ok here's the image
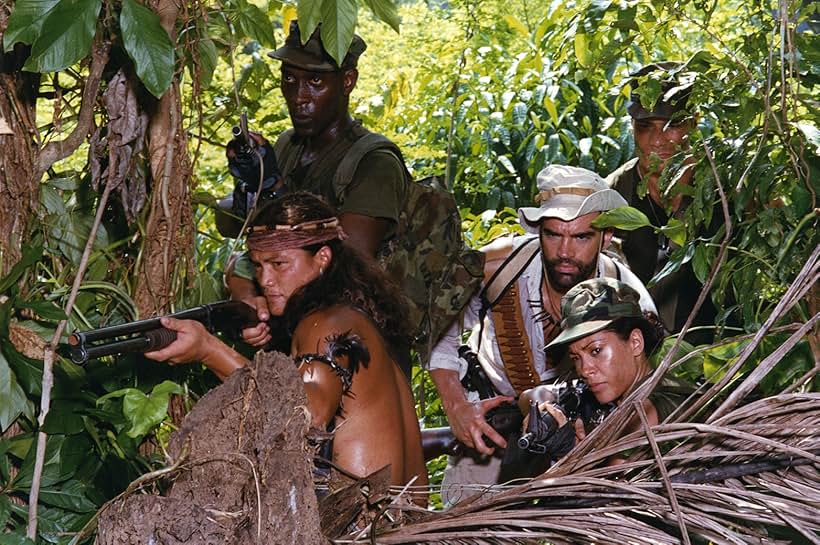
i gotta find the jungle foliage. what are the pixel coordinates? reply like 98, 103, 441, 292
0, 0, 817, 541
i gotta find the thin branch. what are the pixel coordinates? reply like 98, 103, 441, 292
27, 163, 118, 539
634, 400, 691, 545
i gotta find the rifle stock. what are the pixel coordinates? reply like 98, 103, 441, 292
68, 300, 259, 365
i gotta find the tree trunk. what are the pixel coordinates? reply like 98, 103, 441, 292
0, 5, 40, 276
133, 0, 195, 316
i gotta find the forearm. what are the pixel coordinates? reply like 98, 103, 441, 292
430, 368, 469, 414
201, 335, 250, 381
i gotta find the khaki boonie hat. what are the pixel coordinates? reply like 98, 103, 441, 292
518, 165, 627, 233
545, 278, 643, 351
268, 20, 366, 72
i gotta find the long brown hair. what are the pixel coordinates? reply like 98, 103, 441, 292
249, 192, 412, 352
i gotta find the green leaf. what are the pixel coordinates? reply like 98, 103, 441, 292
659, 218, 686, 246
320, 0, 358, 67
0, 352, 30, 433
591, 206, 651, 231
98, 380, 183, 438
692, 243, 710, 283
0, 531, 36, 545
2, 0, 60, 50
15, 300, 67, 322
296, 0, 322, 43
195, 37, 218, 88
574, 31, 591, 68
361, 0, 400, 33
42, 402, 85, 435
38, 478, 98, 512
12, 435, 66, 490
236, 0, 276, 48
0, 238, 44, 294
120, 0, 174, 98
23, 0, 102, 73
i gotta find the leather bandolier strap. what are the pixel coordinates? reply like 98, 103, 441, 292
490, 286, 561, 394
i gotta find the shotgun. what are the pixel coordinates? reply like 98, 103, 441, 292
68, 300, 259, 365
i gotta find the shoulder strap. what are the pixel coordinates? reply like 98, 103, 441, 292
332, 132, 409, 199
481, 236, 540, 308
600, 252, 622, 281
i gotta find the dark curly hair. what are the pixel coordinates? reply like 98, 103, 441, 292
249, 192, 413, 354
606, 311, 667, 357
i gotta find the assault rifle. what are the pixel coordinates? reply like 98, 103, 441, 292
67, 300, 259, 365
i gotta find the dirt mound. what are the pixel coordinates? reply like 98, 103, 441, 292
96, 351, 326, 544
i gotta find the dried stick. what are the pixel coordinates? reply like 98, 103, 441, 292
634, 400, 691, 545
27, 170, 118, 539
709, 312, 820, 421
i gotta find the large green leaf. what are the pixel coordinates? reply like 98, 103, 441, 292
361, 0, 400, 33
591, 206, 651, 231
0, 532, 36, 545
0, 352, 30, 433
11, 435, 66, 490
120, 0, 174, 98
320, 0, 358, 67
296, 0, 323, 43
38, 478, 98, 512
97, 380, 183, 438
23, 0, 102, 73
236, 0, 276, 48
2, 0, 60, 50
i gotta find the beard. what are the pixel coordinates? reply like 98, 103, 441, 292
544, 256, 598, 293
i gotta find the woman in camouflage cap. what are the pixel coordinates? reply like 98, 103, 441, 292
545, 278, 693, 435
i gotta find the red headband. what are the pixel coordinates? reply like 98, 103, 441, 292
246, 217, 347, 252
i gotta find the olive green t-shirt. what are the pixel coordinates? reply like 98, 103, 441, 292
232, 148, 408, 280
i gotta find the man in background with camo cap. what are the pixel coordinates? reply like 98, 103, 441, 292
428, 164, 657, 505
607, 62, 718, 343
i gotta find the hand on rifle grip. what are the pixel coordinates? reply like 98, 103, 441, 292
239, 295, 272, 348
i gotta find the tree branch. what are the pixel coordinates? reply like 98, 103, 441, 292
35, 39, 111, 177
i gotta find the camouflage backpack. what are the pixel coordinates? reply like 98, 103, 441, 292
333, 133, 485, 364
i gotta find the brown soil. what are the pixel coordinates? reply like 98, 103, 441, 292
96, 351, 327, 545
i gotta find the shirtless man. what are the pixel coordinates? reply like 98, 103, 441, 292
145, 192, 426, 493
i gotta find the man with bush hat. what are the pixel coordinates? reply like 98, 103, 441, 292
218, 20, 410, 355
428, 164, 657, 504
607, 61, 717, 342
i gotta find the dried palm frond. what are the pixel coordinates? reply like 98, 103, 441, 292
361, 393, 819, 545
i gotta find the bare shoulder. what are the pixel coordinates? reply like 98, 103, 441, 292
292, 306, 374, 351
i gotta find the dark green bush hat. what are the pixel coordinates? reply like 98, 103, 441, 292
545, 278, 644, 351
627, 61, 695, 120
268, 20, 367, 72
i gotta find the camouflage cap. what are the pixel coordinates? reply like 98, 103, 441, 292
545, 278, 644, 351
518, 165, 627, 233
268, 20, 367, 72
627, 61, 695, 120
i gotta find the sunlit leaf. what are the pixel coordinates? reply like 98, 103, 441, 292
236, 0, 276, 48
659, 218, 686, 246
120, 0, 174, 98
592, 206, 651, 231
362, 0, 400, 33
23, 0, 101, 73
97, 380, 183, 438
574, 31, 591, 68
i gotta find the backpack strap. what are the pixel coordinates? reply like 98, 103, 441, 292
481, 236, 541, 308
475, 236, 544, 395
600, 252, 622, 281
332, 133, 410, 201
